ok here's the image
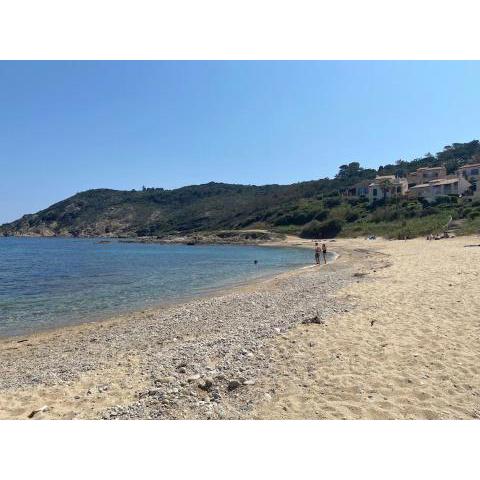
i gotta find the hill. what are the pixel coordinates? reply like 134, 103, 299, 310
2, 140, 480, 239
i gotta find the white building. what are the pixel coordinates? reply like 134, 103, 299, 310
407, 166, 447, 186
368, 176, 409, 203
457, 163, 480, 196
408, 176, 471, 201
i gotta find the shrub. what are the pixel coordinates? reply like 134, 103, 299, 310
433, 196, 452, 206
274, 211, 316, 226
345, 211, 359, 222
299, 219, 343, 239
314, 210, 328, 221
324, 197, 341, 209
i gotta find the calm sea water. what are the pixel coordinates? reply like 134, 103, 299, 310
0, 237, 317, 337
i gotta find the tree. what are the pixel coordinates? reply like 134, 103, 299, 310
377, 178, 394, 201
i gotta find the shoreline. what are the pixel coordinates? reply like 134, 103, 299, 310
0, 238, 332, 342
0, 238, 348, 419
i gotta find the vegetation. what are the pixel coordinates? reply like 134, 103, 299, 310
2, 140, 480, 239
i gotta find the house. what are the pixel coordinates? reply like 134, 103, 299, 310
343, 180, 371, 198
457, 162, 480, 195
407, 166, 447, 186
368, 176, 409, 203
408, 176, 471, 201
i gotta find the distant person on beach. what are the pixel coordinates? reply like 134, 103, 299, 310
314, 242, 321, 265
321, 243, 327, 264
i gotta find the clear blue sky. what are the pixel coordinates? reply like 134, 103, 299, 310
1, 61, 480, 224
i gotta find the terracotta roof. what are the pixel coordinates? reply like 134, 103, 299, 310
417, 166, 446, 171
428, 178, 460, 186
458, 163, 480, 170
374, 175, 396, 180
409, 183, 431, 190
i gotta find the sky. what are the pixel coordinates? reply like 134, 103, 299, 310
1, 60, 480, 224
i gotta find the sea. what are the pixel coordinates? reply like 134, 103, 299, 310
0, 237, 321, 337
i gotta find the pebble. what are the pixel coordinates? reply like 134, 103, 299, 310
228, 380, 241, 391
154, 376, 175, 386
199, 378, 214, 391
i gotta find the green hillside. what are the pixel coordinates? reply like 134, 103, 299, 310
2, 140, 480, 239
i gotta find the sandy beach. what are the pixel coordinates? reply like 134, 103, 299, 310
1, 235, 479, 420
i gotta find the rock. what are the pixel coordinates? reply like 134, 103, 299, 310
187, 374, 201, 382
178, 367, 187, 374
198, 378, 214, 391
227, 380, 241, 391
28, 405, 49, 418
302, 315, 325, 325
243, 379, 255, 386
154, 376, 175, 386
264, 393, 272, 401
274, 328, 281, 334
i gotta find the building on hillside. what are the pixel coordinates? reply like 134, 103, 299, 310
342, 180, 371, 198
407, 166, 447, 186
368, 176, 409, 203
457, 162, 480, 195
408, 176, 471, 201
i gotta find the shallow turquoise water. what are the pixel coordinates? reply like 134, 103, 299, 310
0, 237, 316, 337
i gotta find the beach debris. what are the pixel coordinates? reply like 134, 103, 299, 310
17, 339, 28, 343
302, 315, 325, 325
264, 393, 272, 402
243, 379, 256, 386
370, 320, 376, 327
353, 272, 367, 277
227, 380, 241, 391
28, 405, 49, 418
187, 374, 201, 382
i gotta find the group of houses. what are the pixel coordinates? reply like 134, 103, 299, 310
344, 163, 480, 203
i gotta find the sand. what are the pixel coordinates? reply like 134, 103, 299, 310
1, 235, 479, 419
251, 236, 480, 419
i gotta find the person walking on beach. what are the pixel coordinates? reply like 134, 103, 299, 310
314, 242, 321, 265
321, 242, 327, 264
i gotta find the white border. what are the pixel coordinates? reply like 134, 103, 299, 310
1, 0, 480, 59
1, 420, 478, 479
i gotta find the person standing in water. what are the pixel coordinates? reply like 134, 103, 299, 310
321, 242, 327, 264
314, 242, 321, 265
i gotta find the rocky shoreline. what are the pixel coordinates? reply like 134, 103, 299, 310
1, 230, 287, 246
0, 242, 374, 419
